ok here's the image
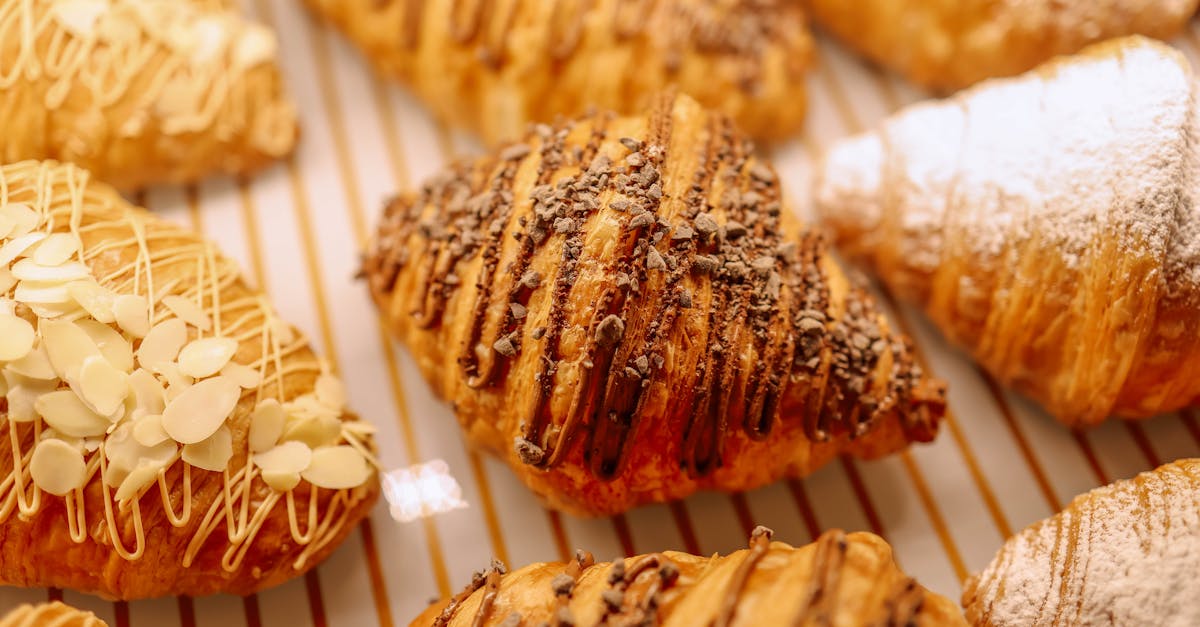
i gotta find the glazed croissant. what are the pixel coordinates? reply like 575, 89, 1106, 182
413, 527, 966, 626
805, 0, 1199, 91
0, 0, 299, 190
363, 92, 945, 516
303, 0, 812, 144
963, 458, 1200, 626
0, 602, 106, 627
816, 37, 1200, 426
0, 160, 379, 599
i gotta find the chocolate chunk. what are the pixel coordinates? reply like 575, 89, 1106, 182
634, 355, 650, 374
551, 573, 576, 596
509, 303, 528, 319
493, 335, 517, 356
629, 211, 654, 229
596, 315, 625, 346
553, 217, 575, 234
659, 561, 680, 584
520, 270, 542, 289
693, 254, 720, 274
500, 144, 531, 161
532, 327, 547, 340
677, 290, 693, 308
693, 212, 719, 236
601, 589, 624, 611
671, 224, 694, 240
619, 137, 643, 152
724, 220, 748, 240
626, 152, 644, 167
752, 256, 776, 274
647, 183, 663, 200
608, 559, 627, 583
647, 248, 666, 271
610, 199, 631, 212
514, 437, 545, 465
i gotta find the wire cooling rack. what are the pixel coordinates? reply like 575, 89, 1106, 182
3, 2, 1199, 626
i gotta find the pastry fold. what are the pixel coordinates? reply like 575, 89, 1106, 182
304, 0, 813, 144
963, 458, 1200, 626
413, 528, 966, 626
0, 161, 379, 599
816, 37, 1200, 425
0, 602, 106, 627
0, 0, 299, 189
364, 92, 945, 516
805, 0, 1199, 91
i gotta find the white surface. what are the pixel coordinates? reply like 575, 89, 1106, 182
3, 3, 1200, 625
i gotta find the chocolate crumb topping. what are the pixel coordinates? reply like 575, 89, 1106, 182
596, 315, 626, 346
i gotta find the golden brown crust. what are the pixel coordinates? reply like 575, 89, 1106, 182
363, 93, 944, 516
0, 161, 379, 599
304, 0, 812, 144
412, 528, 966, 626
0, 602, 107, 627
0, 0, 298, 190
805, 0, 1199, 91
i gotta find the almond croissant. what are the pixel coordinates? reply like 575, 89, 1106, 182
805, 0, 1199, 91
0, 160, 379, 599
0, 0, 299, 189
816, 36, 1200, 426
963, 458, 1200, 626
363, 92, 945, 516
303, 0, 812, 144
0, 602, 106, 627
413, 527, 966, 626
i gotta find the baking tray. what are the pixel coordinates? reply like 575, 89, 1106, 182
2, 2, 1199, 625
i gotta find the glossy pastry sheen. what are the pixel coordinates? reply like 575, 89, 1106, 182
964, 459, 1200, 626
0, 0, 299, 189
0, 602, 106, 627
413, 528, 966, 626
0, 161, 379, 599
363, 93, 945, 516
304, 0, 812, 144
816, 37, 1200, 426
805, 0, 1199, 91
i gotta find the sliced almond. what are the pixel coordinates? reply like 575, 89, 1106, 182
5, 375, 57, 422
248, 399, 285, 452
0, 267, 15, 293
161, 375, 240, 444
181, 426, 233, 472
135, 318, 187, 372
41, 319, 101, 381
127, 368, 165, 415
221, 362, 262, 389
177, 337, 238, 379
301, 445, 371, 490
281, 414, 342, 449
35, 389, 110, 437
68, 280, 117, 324
11, 259, 90, 283
0, 312, 35, 361
76, 355, 129, 417
253, 440, 312, 475
0, 232, 45, 267
162, 295, 212, 331
262, 470, 301, 492
159, 362, 194, 401
113, 462, 161, 503
314, 374, 347, 409
105, 422, 177, 479
132, 413, 170, 447
31, 233, 80, 266
113, 294, 150, 338
14, 281, 73, 305
30, 438, 87, 496
7, 341, 56, 380
0, 202, 38, 237
76, 319, 134, 373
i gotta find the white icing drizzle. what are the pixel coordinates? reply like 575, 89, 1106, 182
0, 160, 378, 572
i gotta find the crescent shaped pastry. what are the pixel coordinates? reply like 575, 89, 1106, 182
0, 602, 107, 627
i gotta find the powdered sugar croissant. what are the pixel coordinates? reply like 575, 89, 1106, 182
363, 92, 945, 516
805, 0, 1199, 91
414, 527, 966, 626
303, 0, 812, 144
816, 36, 1200, 426
0, 0, 298, 189
0, 160, 379, 599
0, 602, 106, 627
963, 458, 1200, 626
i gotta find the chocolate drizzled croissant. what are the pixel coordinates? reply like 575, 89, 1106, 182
412, 528, 966, 626
363, 93, 944, 516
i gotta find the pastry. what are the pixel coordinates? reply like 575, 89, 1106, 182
362, 92, 945, 516
303, 0, 812, 144
805, 0, 1199, 91
0, 602, 107, 627
0, 160, 379, 599
815, 37, 1200, 426
413, 527, 966, 626
963, 458, 1200, 626
0, 0, 299, 190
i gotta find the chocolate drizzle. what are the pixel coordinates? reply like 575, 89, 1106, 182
714, 525, 773, 627
791, 529, 848, 624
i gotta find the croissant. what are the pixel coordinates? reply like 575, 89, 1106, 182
362, 92, 945, 516
412, 527, 966, 626
303, 0, 812, 144
815, 36, 1200, 426
0, 602, 106, 627
963, 458, 1200, 626
0, 0, 299, 190
0, 160, 379, 599
805, 0, 1199, 92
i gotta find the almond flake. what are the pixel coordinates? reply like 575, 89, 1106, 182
301, 445, 371, 489
133, 414, 170, 447
5, 375, 57, 421
41, 319, 101, 381
30, 438, 87, 496
161, 375, 240, 444
6, 343, 56, 380
114, 463, 161, 503
113, 294, 150, 338
76, 319, 134, 373
162, 295, 212, 331
14, 281, 73, 305
262, 470, 301, 492
77, 355, 129, 417
35, 389, 110, 437
253, 440, 312, 474
31, 233, 80, 266
105, 422, 177, 483
177, 337, 238, 378
0, 267, 15, 293
181, 426, 233, 472
0, 232, 46, 267
248, 399, 285, 452
135, 318, 187, 372
221, 362, 262, 389
269, 317, 296, 345
0, 313, 35, 361
68, 280, 117, 324
128, 368, 165, 415
314, 374, 347, 409
159, 362, 194, 400
281, 414, 341, 449
11, 259, 90, 283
